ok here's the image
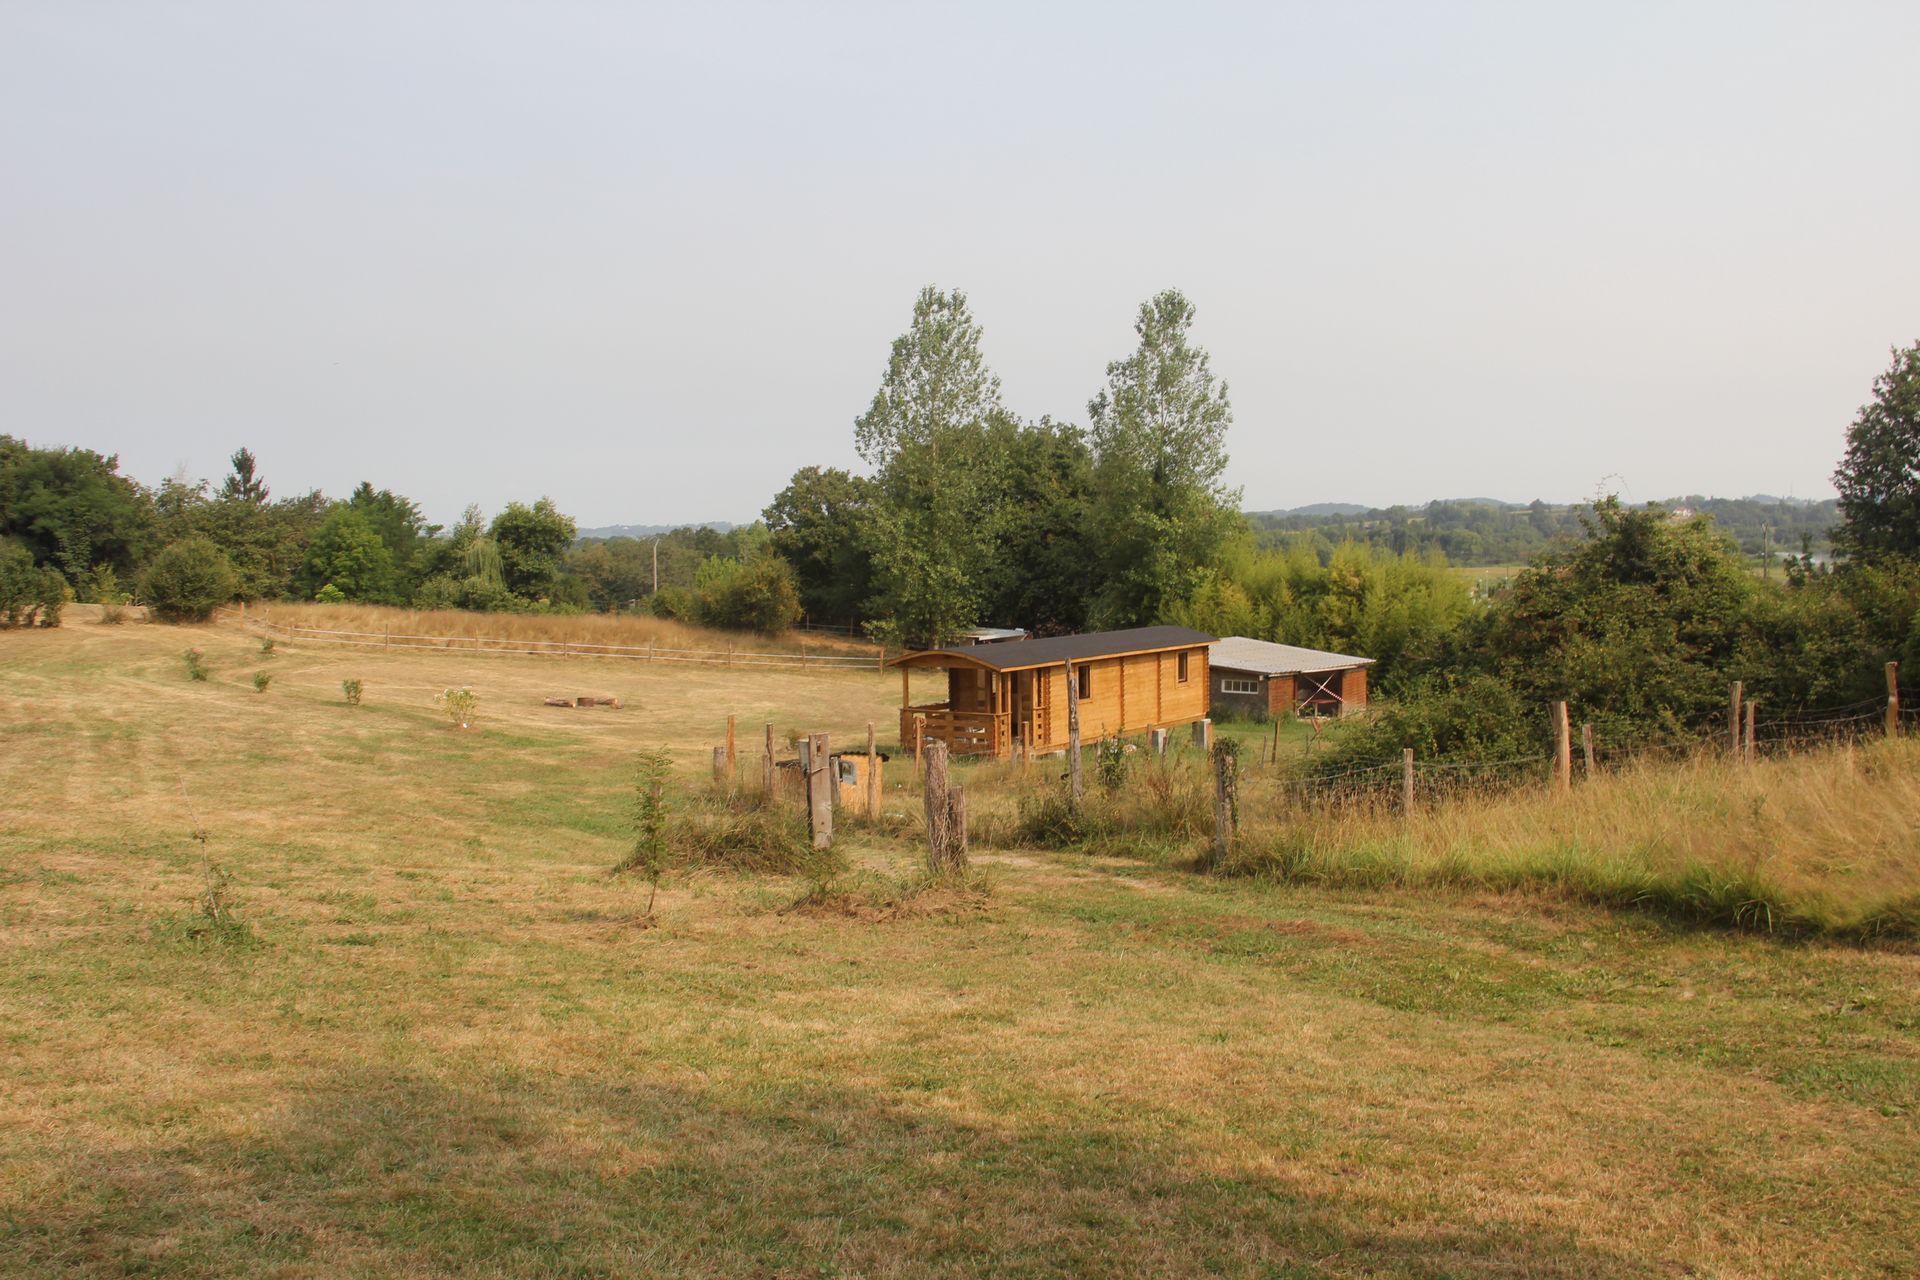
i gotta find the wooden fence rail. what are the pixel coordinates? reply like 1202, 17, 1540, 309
242, 617, 882, 671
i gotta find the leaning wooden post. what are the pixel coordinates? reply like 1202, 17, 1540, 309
1744, 700, 1757, 764
1581, 723, 1595, 778
1065, 659, 1084, 807
865, 721, 878, 817
1211, 746, 1237, 869
725, 715, 737, 773
762, 722, 776, 796
1402, 748, 1415, 816
805, 732, 832, 851
1728, 681, 1743, 756
1271, 719, 1281, 768
1552, 700, 1571, 797
1888, 661, 1902, 738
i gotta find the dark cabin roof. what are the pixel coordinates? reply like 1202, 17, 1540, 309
889, 626, 1216, 673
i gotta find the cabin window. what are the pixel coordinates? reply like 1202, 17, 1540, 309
1221, 677, 1260, 695
1076, 665, 1091, 700
1177, 652, 1190, 683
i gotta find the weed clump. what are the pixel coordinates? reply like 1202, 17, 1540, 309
251, 671, 272, 694
341, 678, 363, 706
183, 648, 209, 682
436, 686, 477, 729
783, 867, 991, 922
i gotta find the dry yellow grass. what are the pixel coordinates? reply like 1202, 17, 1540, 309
257, 600, 883, 660
1211, 746, 1920, 937
2, 618, 1917, 1278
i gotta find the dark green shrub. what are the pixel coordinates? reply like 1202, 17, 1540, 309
140, 537, 239, 622
341, 678, 363, 705
251, 671, 272, 694
183, 648, 209, 681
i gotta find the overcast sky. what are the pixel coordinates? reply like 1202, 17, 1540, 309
3, 3, 1916, 528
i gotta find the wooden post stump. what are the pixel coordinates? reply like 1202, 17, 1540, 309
1402, 747, 1415, 815
1728, 681, 1744, 755
866, 721, 878, 818
804, 732, 832, 851
922, 740, 968, 875
762, 722, 776, 797
1066, 659, 1084, 807
1552, 701, 1571, 797
1888, 661, 1902, 738
1581, 723, 1595, 778
1210, 747, 1238, 869
1193, 719, 1213, 753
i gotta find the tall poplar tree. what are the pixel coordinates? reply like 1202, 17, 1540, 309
855, 287, 1008, 646
1086, 289, 1241, 627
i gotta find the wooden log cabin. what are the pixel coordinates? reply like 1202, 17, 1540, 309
890, 626, 1215, 759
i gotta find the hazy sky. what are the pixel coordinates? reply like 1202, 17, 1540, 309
4, 3, 1916, 527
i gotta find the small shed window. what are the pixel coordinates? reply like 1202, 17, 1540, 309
1076, 665, 1091, 700
1221, 677, 1260, 695
1177, 652, 1190, 682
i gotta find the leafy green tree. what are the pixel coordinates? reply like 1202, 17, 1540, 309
763, 466, 875, 626
0, 436, 155, 581
489, 498, 576, 599
298, 507, 399, 602
568, 538, 655, 612
346, 481, 433, 588
976, 418, 1097, 635
1833, 341, 1920, 562
691, 555, 803, 635
139, 537, 239, 622
1475, 499, 1762, 744
855, 287, 1009, 646
1086, 289, 1242, 627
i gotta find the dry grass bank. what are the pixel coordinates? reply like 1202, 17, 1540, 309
2, 621, 1917, 1277
1218, 743, 1920, 939
257, 601, 881, 658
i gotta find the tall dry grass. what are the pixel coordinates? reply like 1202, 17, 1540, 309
256, 602, 880, 659
1225, 738, 1920, 939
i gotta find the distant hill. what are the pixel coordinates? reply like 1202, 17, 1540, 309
578, 521, 737, 541
1247, 502, 1370, 518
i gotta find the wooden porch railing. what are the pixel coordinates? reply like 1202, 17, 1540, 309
901, 704, 1012, 757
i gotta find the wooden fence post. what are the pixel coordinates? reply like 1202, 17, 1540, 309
1581, 723, 1595, 778
1402, 747, 1415, 815
1552, 701, 1571, 797
763, 722, 776, 797
1211, 747, 1237, 868
1270, 720, 1281, 767
726, 715, 736, 773
1889, 661, 1902, 738
922, 740, 967, 875
866, 721, 878, 817
1193, 719, 1213, 753
712, 746, 730, 785
805, 732, 832, 851
1066, 659, 1084, 807
1728, 681, 1743, 755
913, 714, 926, 775
1744, 700, 1757, 764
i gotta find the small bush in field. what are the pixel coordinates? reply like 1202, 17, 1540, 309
436, 686, 478, 729
93, 564, 127, 624
342, 678, 363, 706
1095, 735, 1131, 791
251, 671, 272, 694
183, 648, 209, 681
140, 536, 238, 623
616, 748, 674, 914
259, 637, 276, 657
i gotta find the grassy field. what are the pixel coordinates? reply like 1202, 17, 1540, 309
3, 617, 1918, 1278
255, 601, 883, 659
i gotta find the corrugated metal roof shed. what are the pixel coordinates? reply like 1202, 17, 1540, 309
1209, 637, 1374, 676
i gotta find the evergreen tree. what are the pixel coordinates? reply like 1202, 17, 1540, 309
1833, 341, 1920, 562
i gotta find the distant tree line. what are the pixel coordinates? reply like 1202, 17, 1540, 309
1249, 495, 1839, 568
